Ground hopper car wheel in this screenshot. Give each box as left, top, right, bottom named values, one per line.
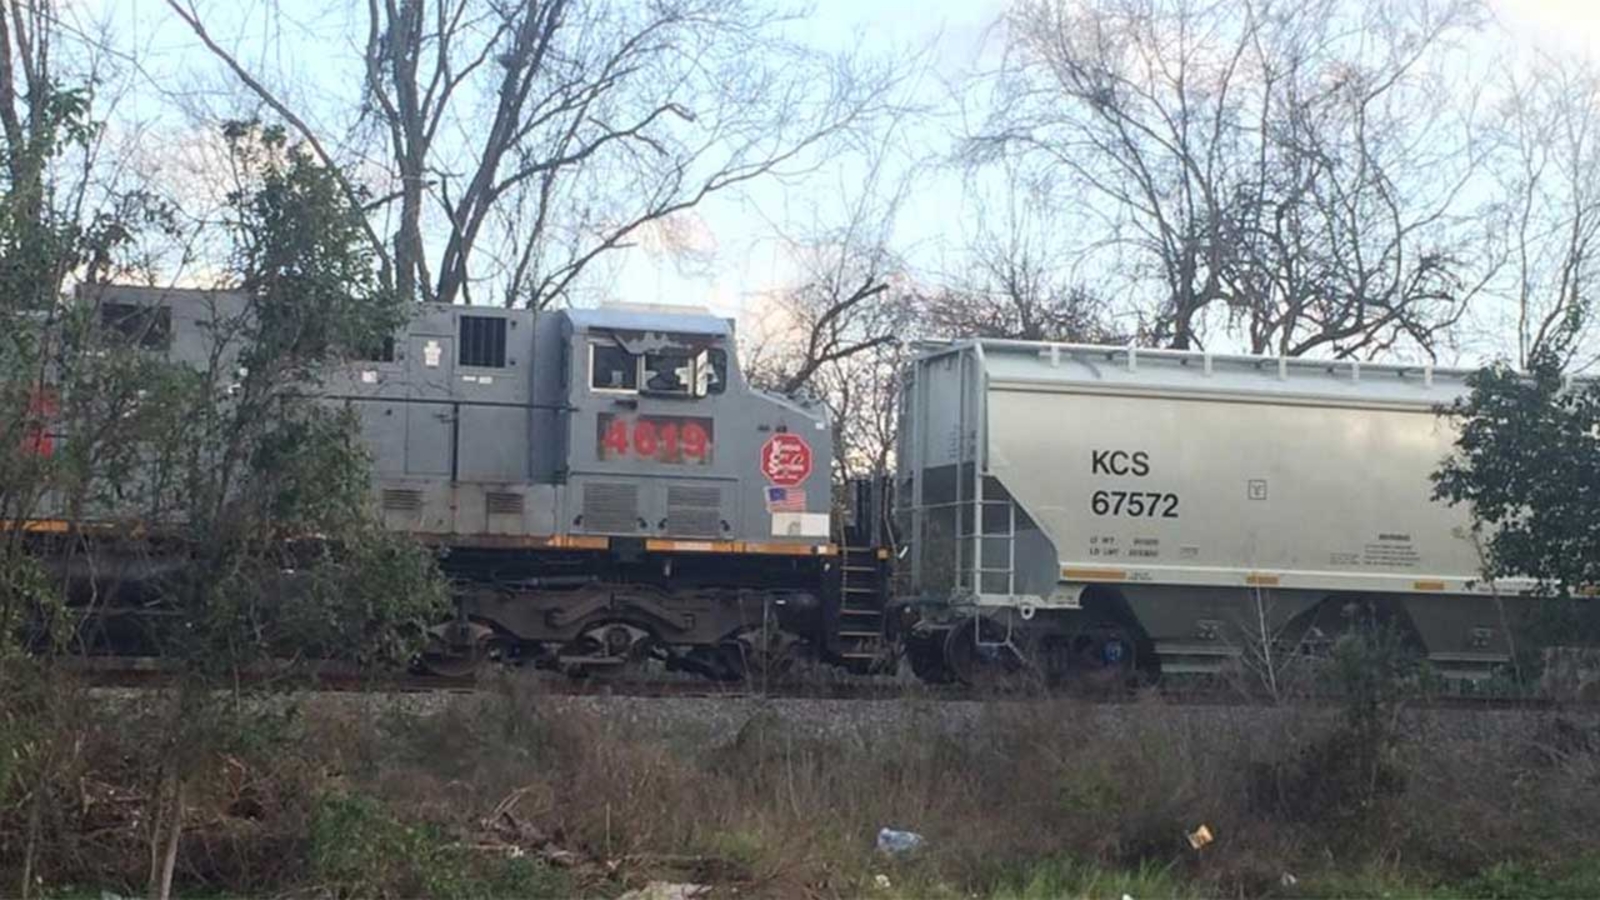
left=944, top=617, right=1030, bottom=687
left=1012, top=624, right=1136, bottom=689
left=1068, top=624, right=1137, bottom=683
left=906, top=630, right=956, bottom=684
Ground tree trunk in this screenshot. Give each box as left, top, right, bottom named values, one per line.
left=20, top=783, right=42, bottom=900
left=148, top=772, right=184, bottom=900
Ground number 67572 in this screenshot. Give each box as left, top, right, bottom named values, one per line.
left=1091, top=490, right=1179, bottom=518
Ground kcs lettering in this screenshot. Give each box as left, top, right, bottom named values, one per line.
left=1091, top=449, right=1149, bottom=477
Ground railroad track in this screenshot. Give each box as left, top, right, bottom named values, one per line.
left=49, top=655, right=1581, bottom=710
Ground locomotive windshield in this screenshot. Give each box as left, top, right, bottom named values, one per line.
left=589, top=338, right=726, bottom=397
left=644, top=351, right=692, bottom=393
left=99, top=302, right=172, bottom=350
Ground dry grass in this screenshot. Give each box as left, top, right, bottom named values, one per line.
left=2, top=671, right=1599, bottom=898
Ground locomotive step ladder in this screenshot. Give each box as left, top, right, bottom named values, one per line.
left=834, top=476, right=891, bottom=671
left=836, top=544, right=889, bottom=669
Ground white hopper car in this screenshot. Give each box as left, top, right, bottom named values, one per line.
left=894, top=340, right=1529, bottom=685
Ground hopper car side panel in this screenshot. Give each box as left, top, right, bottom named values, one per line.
left=897, top=341, right=1538, bottom=681
left=986, top=390, right=1480, bottom=594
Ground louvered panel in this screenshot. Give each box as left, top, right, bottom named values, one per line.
left=581, top=482, right=639, bottom=533
left=665, top=484, right=721, bottom=537
left=381, top=488, right=423, bottom=512
left=486, top=491, right=524, bottom=516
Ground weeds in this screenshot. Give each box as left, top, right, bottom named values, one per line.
left=309, top=792, right=569, bottom=899
left=992, top=857, right=1192, bottom=900
left=2, top=664, right=1599, bottom=898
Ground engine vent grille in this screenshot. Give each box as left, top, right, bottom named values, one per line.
left=381, top=488, right=423, bottom=512
left=581, top=482, right=639, bottom=533
left=486, top=491, right=524, bottom=516
left=665, top=484, right=721, bottom=537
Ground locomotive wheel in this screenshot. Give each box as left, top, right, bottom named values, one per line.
left=562, top=623, right=660, bottom=678
left=420, top=624, right=497, bottom=678
left=722, top=625, right=801, bottom=683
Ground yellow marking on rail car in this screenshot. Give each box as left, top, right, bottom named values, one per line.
left=646, top=539, right=737, bottom=553
left=418, top=532, right=829, bottom=556
left=1245, top=573, right=1281, bottom=586
left=1412, top=580, right=1447, bottom=592
left=744, top=541, right=836, bottom=557
left=3, top=518, right=161, bottom=538
left=1061, top=567, right=1127, bottom=581
left=645, top=538, right=835, bottom=556
left=11, top=519, right=69, bottom=533
left=550, top=535, right=610, bottom=550
left=412, top=532, right=610, bottom=550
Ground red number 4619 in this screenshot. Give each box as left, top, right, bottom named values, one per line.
left=600, top=415, right=711, bottom=464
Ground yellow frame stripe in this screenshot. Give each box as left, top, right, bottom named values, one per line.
left=4, top=519, right=70, bottom=533
left=17, top=520, right=836, bottom=557
left=646, top=538, right=836, bottom=557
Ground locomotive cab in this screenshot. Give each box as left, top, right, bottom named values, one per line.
left=559, top=306, right=831, bottom=552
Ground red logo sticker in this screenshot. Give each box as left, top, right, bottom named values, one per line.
left=21, top=387, right=56, bottom=457
left=760, top=433, right=812, bottom=487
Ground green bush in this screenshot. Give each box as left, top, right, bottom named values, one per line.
left=309, top=793, right=569, bottom=899
left=1457, top=858, right=1600, bottom=900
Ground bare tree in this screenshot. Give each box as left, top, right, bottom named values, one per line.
left=921, top=173, right=1125, bottom=342
left=166, top=0, right=896, bottom=308
left=744, top=273, right=909, bottom=498
left=973, top=0, right=1491, bottom=358
left=0, top=0, right=94, bottom=308
left=740, top=143, right=919, bottom=485
left=1222, top=0, right=1493, bottom=358
left=1486, top=53, right=1600, bottom=370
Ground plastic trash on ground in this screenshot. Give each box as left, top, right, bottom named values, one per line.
left=876, top=827, right=925, bottom=854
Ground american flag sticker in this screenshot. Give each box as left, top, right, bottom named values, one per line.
left=765, top=486, right=806, bottom=512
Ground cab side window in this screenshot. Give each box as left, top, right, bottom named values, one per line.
left=590, top=343, right=638, bottom=391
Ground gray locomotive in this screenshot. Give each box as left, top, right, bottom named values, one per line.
left=30, top=286, right=889, bottom=679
